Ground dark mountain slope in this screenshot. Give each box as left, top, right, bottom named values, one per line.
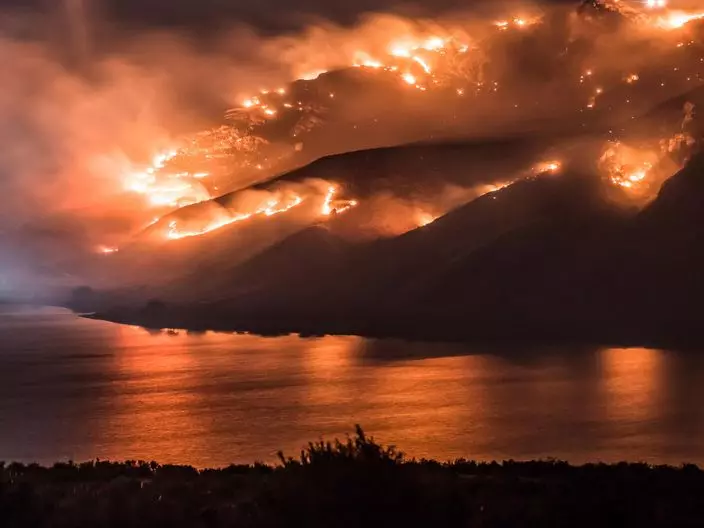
left=94, top=151, right=704, bottom=346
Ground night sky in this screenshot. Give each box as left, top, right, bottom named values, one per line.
left=1, top=0, right=574, bottom=34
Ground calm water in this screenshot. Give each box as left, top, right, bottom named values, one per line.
left=2, top=306, right=704, bottom=467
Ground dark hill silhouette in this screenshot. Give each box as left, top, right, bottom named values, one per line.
left=91, top=150, right=704, bottom=346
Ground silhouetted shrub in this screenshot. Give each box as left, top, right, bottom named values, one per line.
left=2, top=427, right=704, bottom=527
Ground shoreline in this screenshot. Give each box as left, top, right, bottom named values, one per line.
left=86, top=310, right=704, bottom=351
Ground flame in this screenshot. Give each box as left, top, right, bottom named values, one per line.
left=401, top=73, right=417, bottom=85
left=494, top=16, right=540, bottom=30
left=412, top=56, right=432, bottom=74
left=166, top=194, right=305, bottom=241
left=258, top=195, right=304, bottom=216
left=654, top=10, right=704, bottom=29
left=599, top=142, right=658, bottom=191
left=97, top=245, right=119, bottom=255
left=534, top=160, right=562, bottom=174
left=321, top=186, right=336, bottom=216
left=165, top=184, right=358, bottom=241
left=321, top=186, right=358, bottom=216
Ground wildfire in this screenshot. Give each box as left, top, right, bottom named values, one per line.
left=94, top=2, right=704, bottom=251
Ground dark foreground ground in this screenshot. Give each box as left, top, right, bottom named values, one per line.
left=3, top=427, right=704, bottom=528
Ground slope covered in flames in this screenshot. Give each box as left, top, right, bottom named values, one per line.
left=85, top=0, right=704, bottom=258
left=87, top=76, right=701, bottom=296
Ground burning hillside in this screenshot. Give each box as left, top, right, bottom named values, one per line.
left=4, top=0, right=704, bottom=302
left=109, top=0, right=704, bottom=230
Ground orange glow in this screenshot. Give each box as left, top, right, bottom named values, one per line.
left=416, top=212, right=437, bottom=227
left=300, top=69, right=328, bottom=80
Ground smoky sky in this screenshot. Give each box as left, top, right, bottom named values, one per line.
left=2, top=0, right=575, bottom=34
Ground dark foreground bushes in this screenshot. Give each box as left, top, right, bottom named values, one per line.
left=2, top=426, right=704, bottom=527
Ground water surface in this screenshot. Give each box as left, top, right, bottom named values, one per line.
left=1, top=306, right=704, bottom=467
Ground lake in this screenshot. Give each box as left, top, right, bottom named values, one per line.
left=1, top=305, right=704, bottom=467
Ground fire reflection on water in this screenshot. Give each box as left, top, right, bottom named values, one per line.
left=7, top=310, right=704, bottom=467
left=598, top=347, right=665, bottom=424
